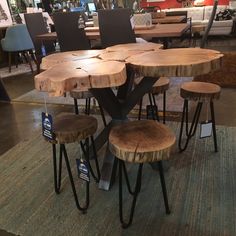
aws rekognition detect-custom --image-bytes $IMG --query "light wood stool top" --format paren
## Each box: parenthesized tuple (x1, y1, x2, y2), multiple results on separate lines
(109, 120, 176, 163)
(180, 82, 221, 101)
(53, 113, 97, 144)
(135, 77, 169, 94)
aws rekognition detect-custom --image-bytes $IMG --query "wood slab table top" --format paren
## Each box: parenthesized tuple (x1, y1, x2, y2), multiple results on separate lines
(35, 59, 126, 96)
(126, 48, 223, 77)
(152, 15, 186, 24)
(35, 46, 223, 96)
(40, 43, 162, 70)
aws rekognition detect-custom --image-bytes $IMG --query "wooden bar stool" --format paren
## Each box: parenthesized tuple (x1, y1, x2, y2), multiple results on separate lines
(178, 81, 221, 152)
(109, 120, 176, 228)
(51, 113, 100, 213)
(70, 89, 107, 126)
(135, 77, 170, 123)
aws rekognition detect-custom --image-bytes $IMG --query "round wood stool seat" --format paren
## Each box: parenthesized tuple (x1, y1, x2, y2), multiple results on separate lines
(53, 113, 97, 144)
(109, 120, 176, 163)
(135, 77, 170, 94)
(180, 82, 221, 102)
(69, 89, 93, 99)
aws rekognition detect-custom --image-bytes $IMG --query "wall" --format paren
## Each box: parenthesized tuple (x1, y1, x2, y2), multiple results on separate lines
(140, 0, 229, 9)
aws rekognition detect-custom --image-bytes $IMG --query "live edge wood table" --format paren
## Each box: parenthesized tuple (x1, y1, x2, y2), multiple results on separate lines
(35, 43, 223, 190)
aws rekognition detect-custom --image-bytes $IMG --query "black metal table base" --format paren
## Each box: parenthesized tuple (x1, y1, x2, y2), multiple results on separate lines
(90, 71, 160, 190)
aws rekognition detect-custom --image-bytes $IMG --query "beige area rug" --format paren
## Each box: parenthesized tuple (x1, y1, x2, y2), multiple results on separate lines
(0, 122, 236, 236)
(13, 77, 193, 112)
(0, 63, 37, 78)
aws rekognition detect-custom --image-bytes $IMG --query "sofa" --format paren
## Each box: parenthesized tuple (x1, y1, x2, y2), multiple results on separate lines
(163, 5, 234, 35)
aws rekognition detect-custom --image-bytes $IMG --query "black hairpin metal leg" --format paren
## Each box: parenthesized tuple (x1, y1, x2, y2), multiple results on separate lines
(74, 98, 79, 115)
(158, 161, 170, 214)
(178, 100, 203, 152)
(147, 93, 157, 120)
(119, 159, 143, 228)
(138, 98, 143, 120)
(61, 144, 89, 213)
(52, 143, 63, 194)
(152, 93, 160, 122)
(210, 101, 218, 152)
(85, 98, 91, 115)
(80, 136, 100, 183)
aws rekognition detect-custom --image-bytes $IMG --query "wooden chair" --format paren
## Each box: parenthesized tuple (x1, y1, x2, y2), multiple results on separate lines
(178, 81, 221, 152)
(135, 77, 170, 123)
(109, 120, 176, 228)
(50, 113, 100, 213)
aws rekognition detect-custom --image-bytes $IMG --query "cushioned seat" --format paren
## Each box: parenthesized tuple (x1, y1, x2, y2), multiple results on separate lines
(1, 24, 35, 73)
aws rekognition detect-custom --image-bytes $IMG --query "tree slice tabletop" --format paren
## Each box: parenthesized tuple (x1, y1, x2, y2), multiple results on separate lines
(126, 48, 223, 77)
(35, 59, 126, 96)
(105, 42, 162, 52)
(99, 50, 145, 62)
(41, 50, 105, 71)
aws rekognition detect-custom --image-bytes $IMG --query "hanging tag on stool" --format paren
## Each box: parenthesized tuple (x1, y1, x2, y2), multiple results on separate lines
(76, 159, 90, 182)
(146, 105, 158, 120)
(42, 112, 55, 141)
(200, 120, 213, 139)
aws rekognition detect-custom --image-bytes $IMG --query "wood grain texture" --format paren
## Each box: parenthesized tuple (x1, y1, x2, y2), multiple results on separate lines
(99, 50, 144, 62)
(41, 50, 104, 71)
(109, 120, 176, 163)
(35, 60, 127, 96)
(180, 82, 221, 101)
(53, 113, 97, 143)
(105, 42, 162, 52)
(135, 76, 170, 94)
(126, 48, 223, 77)
(152, 15, 186, 24)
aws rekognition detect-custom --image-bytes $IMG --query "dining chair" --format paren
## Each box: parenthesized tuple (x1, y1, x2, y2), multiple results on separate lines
(1, 24, 35, 73)
(24, 13, 55, 72)
(98, 8, 136, 48)
(53, 12, 91, 51)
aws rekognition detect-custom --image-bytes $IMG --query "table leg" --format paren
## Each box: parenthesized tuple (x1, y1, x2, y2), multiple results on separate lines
(90, 76, 159, 190)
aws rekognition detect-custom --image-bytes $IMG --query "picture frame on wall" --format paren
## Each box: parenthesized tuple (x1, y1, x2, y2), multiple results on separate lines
(0, 0, 13, 27)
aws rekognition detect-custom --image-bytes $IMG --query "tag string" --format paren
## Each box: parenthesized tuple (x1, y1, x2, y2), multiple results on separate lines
(43, 94, 48, 114)
(206, 101, 209, 122)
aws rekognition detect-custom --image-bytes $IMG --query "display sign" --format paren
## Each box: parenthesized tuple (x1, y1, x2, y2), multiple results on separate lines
(0, 0, 13, 27)
(42, 112, 55, 140)
(76, 159, 90, 182)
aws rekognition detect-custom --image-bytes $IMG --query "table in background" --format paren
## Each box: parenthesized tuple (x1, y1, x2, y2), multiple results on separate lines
(152, 15, 186, 24)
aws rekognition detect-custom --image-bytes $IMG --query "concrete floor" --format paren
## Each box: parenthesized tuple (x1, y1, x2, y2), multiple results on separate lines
(1, 37, 236, 235)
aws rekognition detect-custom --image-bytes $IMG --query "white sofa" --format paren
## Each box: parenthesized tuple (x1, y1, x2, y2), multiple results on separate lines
(163, 5, 234, 35)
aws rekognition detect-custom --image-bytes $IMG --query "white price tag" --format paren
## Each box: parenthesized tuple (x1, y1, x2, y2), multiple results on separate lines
(200, 121, 212, 139)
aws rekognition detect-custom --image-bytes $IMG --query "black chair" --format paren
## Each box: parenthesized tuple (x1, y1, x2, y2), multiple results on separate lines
(98, 8, 136, 48)
(24, 13, 55, 72)
(53, 12, 91, 51)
